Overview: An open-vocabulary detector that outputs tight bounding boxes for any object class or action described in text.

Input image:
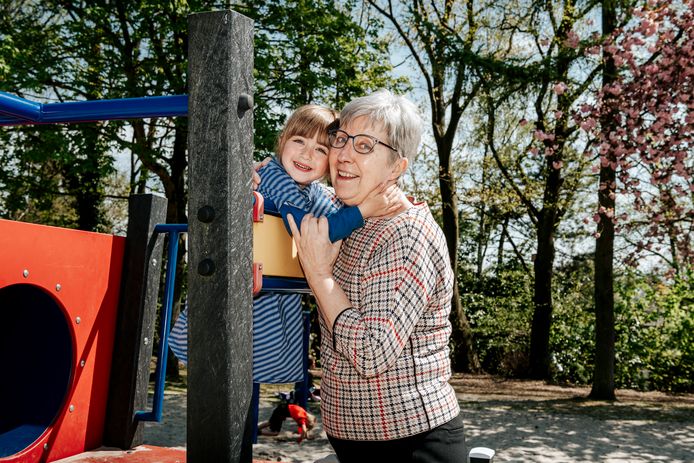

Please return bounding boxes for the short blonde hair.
[276,105,338,158]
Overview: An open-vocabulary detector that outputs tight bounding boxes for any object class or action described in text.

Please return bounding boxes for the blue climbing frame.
[0,91,187,125]
[135,224,188,422]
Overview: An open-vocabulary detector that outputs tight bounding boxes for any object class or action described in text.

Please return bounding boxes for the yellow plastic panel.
[253,215,305,278]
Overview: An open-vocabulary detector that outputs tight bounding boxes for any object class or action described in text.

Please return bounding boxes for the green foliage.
[550,255,595,385]
[462,251,693,393]
[614,269,694,393]
[237,0,409,157]
[548,262,694,392]
[460,264,534,376]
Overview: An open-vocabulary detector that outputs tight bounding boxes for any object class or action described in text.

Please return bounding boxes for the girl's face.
[279,133,330,186]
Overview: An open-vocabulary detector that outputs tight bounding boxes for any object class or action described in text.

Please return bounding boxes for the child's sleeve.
[279,203,364,243]
[288,405,309,432]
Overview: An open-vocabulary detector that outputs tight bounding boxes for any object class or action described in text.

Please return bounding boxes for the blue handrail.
[133,221,310,422]
[0,91,187,126]
[135,223,188,422]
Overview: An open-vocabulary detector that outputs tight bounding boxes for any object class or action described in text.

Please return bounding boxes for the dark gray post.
[104,193,167,449]
[187,10,254,463]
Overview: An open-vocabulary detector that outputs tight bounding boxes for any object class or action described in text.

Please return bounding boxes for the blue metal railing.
[133,221,310,422]
[0,91,187,126]
[135,223,188,422]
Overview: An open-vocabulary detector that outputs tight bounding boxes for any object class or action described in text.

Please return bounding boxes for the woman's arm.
[287,211,447,378]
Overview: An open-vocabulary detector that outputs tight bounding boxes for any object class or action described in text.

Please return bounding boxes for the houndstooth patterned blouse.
[319,203,460,441]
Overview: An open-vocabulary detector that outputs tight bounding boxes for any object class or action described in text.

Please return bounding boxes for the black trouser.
[327,413,466,463]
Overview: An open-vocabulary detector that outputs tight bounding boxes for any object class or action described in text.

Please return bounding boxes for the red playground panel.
[0,219,125,463]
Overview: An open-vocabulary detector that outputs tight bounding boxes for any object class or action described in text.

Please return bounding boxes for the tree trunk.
[590,0,618,400]
[529,209,555,378]
[440,161,481,373]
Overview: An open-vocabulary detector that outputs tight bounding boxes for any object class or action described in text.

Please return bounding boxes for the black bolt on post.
[187,10,254,463]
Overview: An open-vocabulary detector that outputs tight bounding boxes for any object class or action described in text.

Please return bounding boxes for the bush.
[550,255,595,385]
[614,269,694,392]
[461,265,534,377]
[462,254,693,392]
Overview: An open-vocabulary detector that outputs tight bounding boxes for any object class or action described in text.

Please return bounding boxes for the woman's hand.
[286,213,341,282]
[357,181,404,218]
[251,156,273,190]
[287,213,353,332]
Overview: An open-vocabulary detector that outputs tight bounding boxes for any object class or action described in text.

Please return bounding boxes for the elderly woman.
[286,90,465,462]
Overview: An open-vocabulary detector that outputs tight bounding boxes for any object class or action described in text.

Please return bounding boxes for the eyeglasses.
[328,129,400,156]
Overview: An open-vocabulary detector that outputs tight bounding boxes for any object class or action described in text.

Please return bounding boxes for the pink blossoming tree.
[576,0,693,398]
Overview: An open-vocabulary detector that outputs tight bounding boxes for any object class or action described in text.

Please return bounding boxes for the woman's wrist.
[305,270,335,291]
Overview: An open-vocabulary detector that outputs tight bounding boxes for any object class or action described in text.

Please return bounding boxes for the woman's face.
[329,116,407,206]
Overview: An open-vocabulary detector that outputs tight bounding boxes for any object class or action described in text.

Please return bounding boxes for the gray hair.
[340,89,422,164]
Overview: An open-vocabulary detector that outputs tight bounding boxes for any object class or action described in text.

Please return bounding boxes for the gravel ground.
[143,375,694,462]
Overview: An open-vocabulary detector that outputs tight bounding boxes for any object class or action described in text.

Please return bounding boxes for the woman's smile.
[336,169,358,179]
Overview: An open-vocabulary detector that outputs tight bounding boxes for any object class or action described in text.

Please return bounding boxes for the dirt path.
[143,374,694,462]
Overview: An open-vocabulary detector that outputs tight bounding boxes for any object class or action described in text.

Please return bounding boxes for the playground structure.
[0,10,256,463]
[0,9,495,463]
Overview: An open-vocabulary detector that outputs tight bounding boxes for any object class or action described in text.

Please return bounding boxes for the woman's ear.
[389,157,408,181]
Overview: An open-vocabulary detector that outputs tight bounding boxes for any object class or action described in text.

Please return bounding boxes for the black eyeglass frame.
[328,129,401,157]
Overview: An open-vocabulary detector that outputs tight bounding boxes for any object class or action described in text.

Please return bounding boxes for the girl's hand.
[297,424,309,444]
[286,213,341,283]
[357,182,403,218]
[251,156,273,190]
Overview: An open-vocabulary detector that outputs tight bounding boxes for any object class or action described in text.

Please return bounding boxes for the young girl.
[170,105,396,384]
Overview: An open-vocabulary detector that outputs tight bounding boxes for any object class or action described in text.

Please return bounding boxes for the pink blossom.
[519,118,528,126]
[554,110,564,119]
[553,82,568,95]
[593,214,601,223]
[533,130,555,142]
[564,30,580,49]
[605,83,623,96]
[594,232,601,238]
[552,160,563,169]
[580,119,596,131]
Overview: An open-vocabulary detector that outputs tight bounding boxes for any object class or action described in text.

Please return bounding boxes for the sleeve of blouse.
[330,216,441,378]
[280,203,363,243]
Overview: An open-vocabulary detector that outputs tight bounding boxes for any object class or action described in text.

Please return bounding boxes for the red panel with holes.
[0,219,125,463]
